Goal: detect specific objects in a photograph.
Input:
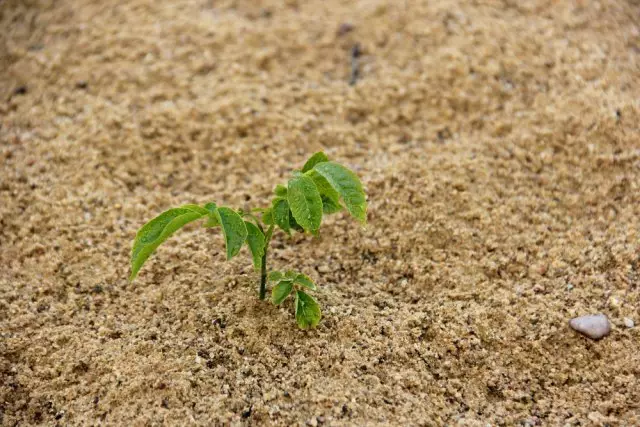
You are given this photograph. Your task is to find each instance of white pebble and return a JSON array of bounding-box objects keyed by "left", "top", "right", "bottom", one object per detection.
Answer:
[
  {"left": 569, "top": 314, "right": 611, "bottom": 340},
  {"left": 623, "top": 318, "right": 634, "bottom": 329}
]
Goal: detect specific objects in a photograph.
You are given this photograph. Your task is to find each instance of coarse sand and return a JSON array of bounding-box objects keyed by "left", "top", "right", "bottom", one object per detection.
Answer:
[{"left": 2, "top": 0, "right": 640, "bottom": 425}]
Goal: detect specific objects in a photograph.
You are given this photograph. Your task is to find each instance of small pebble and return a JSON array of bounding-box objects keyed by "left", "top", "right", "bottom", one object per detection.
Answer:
[
  {"left": 623, "top": 318, "right": 634, "bottom": 329},
  {"left": 569, "top": 314, "right": 611, "bottom": 340},
  {"left": 317, "top": 264, "right": 330, "bottom": 273}
]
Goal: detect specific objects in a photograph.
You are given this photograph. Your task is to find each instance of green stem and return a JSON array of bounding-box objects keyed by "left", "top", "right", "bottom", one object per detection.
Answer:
[
  {"left": 259, "top": 249, "right": 267, "bottom": 300},
  {"left": 258, "top": 222, "right": 274, "bottom": 301}
]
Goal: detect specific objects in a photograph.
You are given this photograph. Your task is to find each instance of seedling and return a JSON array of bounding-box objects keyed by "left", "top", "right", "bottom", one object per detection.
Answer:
[{"left": 129, "top": 152, "right": 367, "bottom": 329}]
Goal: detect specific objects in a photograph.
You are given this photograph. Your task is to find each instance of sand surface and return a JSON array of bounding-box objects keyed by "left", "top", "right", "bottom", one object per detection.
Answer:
[{"left": 2, "top": 0, "right": 640, "bottom": 425}]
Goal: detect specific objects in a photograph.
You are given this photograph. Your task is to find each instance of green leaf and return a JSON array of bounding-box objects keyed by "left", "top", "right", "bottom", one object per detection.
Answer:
[
  {"left": 295, "top": 290, "right": 322, "bottom": 329},
  {"left": 302, "top": 151, "right": 329, "bottom": 173},
  {"left": 285, "top": 270, "right": 297, "bottom": 279},
  {"left": 262, "top": 208, "right": 274, "bottom": 225},
  {"left": 287, "top": 174, "right": 323, "bottom": 234},
  {"left": 130, "top": 206, "right": 207, "bottom": 280},
  {"left": 288, "top": 210, "right": 304, "bottom": 232},
  {"left": 268, "top": 271, "right": 284, "bottom": 282},
  {"left": 305, "top": 169, "right": 342, "bottom": 214},
  {"left": 274, "top": 184, "right": 287, "bottom": 197},
  {"left": 204, "top": 216, "right": 220, "bottom": 227},
  {"left": 181, "top": 204, "right": 210, "bottom": 215},
  {"left": 294, "top": 273, "right": 317, "bottom": 291},
  {"left": 244, "top": 221, "right": 265, "bottom": 271},
  {"left": 321, "top": 195, "right": 343, "bottom": 214},
  {"left": 272, "top": 198, "right": 290, "bottom": 234},
  {"left": 203, "top": 203, "right": 220, "bottom": 227},
  {"left": 307, "top": 170, "right": 340, "bottom": 201},
  {"left": 215, "top": 207, "right": 248, "bottom": 259},
  {"left": 313, "top": 162, "right": 367, "bottom": 224},
  {"left": 271, "top": 280, "right": 293, "bottom": 305}
]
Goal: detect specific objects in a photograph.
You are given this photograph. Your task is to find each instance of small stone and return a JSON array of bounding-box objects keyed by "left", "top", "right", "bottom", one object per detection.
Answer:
[
  {"left": 566, "top": 283, "right": 574, "bottom": 291},
  {"left": 317, "top": 264, "right": 330, "bottom": 273},
  {"left": 569, "top": 314, "right": 611, "bottom": 340},
  {"left": 623, "top": 318, "right": 634, "bottom": 328}
]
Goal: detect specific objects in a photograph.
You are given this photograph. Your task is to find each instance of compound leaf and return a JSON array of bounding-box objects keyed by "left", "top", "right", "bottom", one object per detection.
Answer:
[
  {"left": 294, "top": 273, "right": 317, "bottom": 291},
  {"left": 130, "top": 206, "right": 207, "bottom": 280},
  {"left": 272, "top": 280, "right": 293, "bottom": 305},
  {"left": 216, "top": 207, "right": 248, "bottom": 259},
  {"left": 272, "top": 198, "right": 291, "bottom": 234},
  {"left": 244, "top": 221, "right": 265, "bottom": 271},
  {"left": 287, "top": 174, "right": 323, "bottom": 234},
  {"left": 302, "top": 151, "right": 329, "bottom": 173},
  {"left": 313, "top": 161, "right": 367, "bottom": 224},
  {"left": 295, "top": 290, "right": 321, "bottom": 329}
]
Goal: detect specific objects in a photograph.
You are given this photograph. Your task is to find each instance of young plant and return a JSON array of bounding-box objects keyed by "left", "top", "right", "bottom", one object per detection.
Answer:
[{"left": 129, "top": 152, "right": 367, "bottom": 329}]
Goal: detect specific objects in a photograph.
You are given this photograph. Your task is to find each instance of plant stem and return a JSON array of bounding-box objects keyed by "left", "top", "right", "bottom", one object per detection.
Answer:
[
  {"left": 258, "top": 222, "right": 274, "bottom": 301},
  {"left": 259, "top": 248, "right": 267, "bottom": 300}
]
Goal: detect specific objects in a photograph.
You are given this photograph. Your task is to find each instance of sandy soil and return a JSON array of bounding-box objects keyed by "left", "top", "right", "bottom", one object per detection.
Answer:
[{"left": 2, "top": 0, "right": 640, "bottom": 425}]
